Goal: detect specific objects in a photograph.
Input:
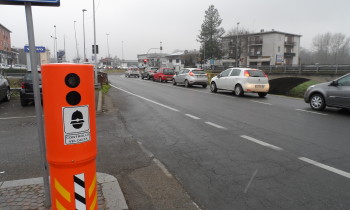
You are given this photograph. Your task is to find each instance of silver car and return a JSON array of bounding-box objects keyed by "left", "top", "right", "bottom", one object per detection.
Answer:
[
  {"left": 172, "top": 68, "right": 208, "bottom": 88},
  {"left": 304, "top": 73, "right": 350, "bottom": 111}
]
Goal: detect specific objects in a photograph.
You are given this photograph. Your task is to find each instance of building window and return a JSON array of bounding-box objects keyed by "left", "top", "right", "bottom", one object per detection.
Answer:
[
  {"left": 176, "top": 59, "right": 179, "bottom": 63},
  {"left": 278, "top": 46, "right": 280, "bottom": 52},
  {"left": 169, "top": 59, "right": 172, "bottom": 63}
]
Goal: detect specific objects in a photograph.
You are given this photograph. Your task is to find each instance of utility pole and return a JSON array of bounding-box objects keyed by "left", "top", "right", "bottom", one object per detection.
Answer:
[
  {"left": 73, "top": 21, "right": 79, "bottom": 63},
  {"left": 82, "top": 9, "right": 87, "bottom": 63},
  {"left": 236, "top": 22, "right": 240, "bottom": 67}
]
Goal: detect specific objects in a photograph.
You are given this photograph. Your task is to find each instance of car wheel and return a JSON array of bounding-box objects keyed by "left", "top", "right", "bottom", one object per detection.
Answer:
[
  {"left": 3, "top": 88, "right": 10, "bottom": 102},
  {"left": 159, "top": 77, "right": 162, "bottom": 83},
  {"left": 235, "top": 85, "right": 244, "bottom": 96},
  {"left": 147, "top": 75, "right": 150, "bottom": 80},
  {"left": 202, "top": 84, "right": 207, "bottom": 88},
  {"left": 210, "top": 82, "right": 217, "bottom": 92},
  {"left": 258, "top": 92, "right": 267, "bottom": 98},
  {"left": 20, "top": 99, "right": 28, "bottom": 107},
  {"left": 310, "top": 93, "right": 326, "bottom": 111},
  {"left": 141, "top": 76, "right": 144, "bottom": 79},
  {"left": 185, "top": 80, "right": 191, "bottom": 88},
  {"left": 172, "top": 79, "right": 177, "bottom": 85}
]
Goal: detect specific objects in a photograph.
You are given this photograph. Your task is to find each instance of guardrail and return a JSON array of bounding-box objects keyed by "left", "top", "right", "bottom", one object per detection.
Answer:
[{"left": 204, "top": 65, "right": 350, "bottom": 74}]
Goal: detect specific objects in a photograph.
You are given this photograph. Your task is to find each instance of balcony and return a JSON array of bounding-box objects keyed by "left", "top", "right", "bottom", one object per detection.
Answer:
[
  {"left": 284, "top": 52, "right": 296, "bottom": 57},
  {"left": 284, "top": 41, "right": 296, "bottom": 46},
  {"left": 249, "top": 51, "right": 262, "bottom": 56},
  {"left": 248, "top": 40, "right": 263, "bottom": 45}
]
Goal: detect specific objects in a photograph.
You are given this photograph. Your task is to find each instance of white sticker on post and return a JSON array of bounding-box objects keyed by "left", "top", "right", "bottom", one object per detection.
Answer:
[{"left": 62, "top": 105, "right": 91, "bottom": 145}]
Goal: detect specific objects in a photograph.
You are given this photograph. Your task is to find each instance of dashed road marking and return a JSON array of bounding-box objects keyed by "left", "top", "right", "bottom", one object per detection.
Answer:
[
  {"left": 205, "top": 121, "right": 227, "bottom": 130},
  {"left": 0, "top": 116, "right": 36, "bottom": 120},
  {"left": 250, "top": 100, "right": 272, "bottom": 105},
  {"left": 110, "top": 84, "right": 180, "bottom": 112},
  {"left": 241, "top": 135, "right": 283, "bottom": 151},
  {"left": 185, "top": 114, "right": 201, "bottom": 120},
  {"left": 244, "top": 169, "right": 258, "bottom": 193},
  {"left": 299, "top": 157, "right": 350, "bottom": 179},
  {"left": 296, "top": 109, "right": 328, "bottom": 116}
]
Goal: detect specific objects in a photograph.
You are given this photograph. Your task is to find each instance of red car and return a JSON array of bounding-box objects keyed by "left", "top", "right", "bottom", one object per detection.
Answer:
[{"left": 153, "top": 68, "right": 175, "bottom": 83}]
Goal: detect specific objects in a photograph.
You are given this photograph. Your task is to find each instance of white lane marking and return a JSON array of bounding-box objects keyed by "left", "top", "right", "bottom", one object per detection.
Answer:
[
  {"left": 0, "top": 116, "right": 36, "bottom": 120},
  {"left": 241, "top": 135, "right": 283, "bottom": 151},
  {"left": 0, "top": 171, "right": 5, "bottom": 174},
  {"left": 205, "top": 121, "right": 227, "bottom": 130},
  {"left": 185, "top": 114, "right": 200, "bottom": 120},
  {"left": 244, "top": 169, "right": 258, "bottom": 193},
  {"left": 296, "top": 109, "right": 328, "bottom": 116},
  {"left": 299, "top": 157, "right": 350, "bottom": 179},
  {"left": 153, "top": 158, "right": 172, "bottom": 177},
  {"left": 250, "top": 100, "right": 272, "bottom": 105},
  {"left": 110, "top": 84, "right": 180, "bottom": 112}
]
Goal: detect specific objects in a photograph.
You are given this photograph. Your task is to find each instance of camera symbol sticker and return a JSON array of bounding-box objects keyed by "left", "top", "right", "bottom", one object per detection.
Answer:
[{"left": 63, "top": 106, "right": 90, "bottom": 145}]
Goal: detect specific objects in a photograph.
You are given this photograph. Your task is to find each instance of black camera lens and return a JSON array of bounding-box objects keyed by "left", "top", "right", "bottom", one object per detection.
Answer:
[
  {"left": 66, "top": 91, "right": 81, "bottom": 105},
  {"left": 65, "top": 73, "right": 80, "bottom": 88}
]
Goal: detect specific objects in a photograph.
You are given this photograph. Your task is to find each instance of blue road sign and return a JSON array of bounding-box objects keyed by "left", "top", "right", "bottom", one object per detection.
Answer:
[
  {"left": 24, "top": 46, "right": 46, "bottom": 53},
  {"left": 6, "top": 0, "right": 59, "bottom": 3},
  {"left": 0, "top": 0, "right": 60, "bottom": 6}
]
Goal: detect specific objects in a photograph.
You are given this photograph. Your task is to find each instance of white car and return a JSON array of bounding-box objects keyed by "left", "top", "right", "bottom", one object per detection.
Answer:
[
  {"left": 0, "top": 63, "right": 10, "bottom": 69},
  {"left": 210, "top": 68, "right": 270, "bottom": 97}
]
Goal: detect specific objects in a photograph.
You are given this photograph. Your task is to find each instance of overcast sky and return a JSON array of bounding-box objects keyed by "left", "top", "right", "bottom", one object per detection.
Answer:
[{"left": 1, "top": 0, "right": 349, "bottom": 62}]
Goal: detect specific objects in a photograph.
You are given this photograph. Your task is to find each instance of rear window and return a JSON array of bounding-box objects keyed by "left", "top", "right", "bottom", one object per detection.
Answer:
[
  {"left": 192, "top": 70, "right": 206, "bottom": 75},
  {"left": 247, "top": 70, "right": 265, "bottom": 77},
  {"left": 163, "top": 69, "right": 174, "bottom": 75},
  {"left": 24, "top": 72, "right": 42, "bottom": 81}
]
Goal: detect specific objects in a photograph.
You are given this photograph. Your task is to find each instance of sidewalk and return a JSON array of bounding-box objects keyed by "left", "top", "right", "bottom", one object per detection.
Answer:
[{"left": 0, "top": 172, "right": 128, "bottom": 210}]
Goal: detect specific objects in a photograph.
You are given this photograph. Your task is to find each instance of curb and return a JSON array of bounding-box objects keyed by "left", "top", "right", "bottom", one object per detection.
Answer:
[{"left": 0, "top": 172, "right": 128, "bottom": 210}]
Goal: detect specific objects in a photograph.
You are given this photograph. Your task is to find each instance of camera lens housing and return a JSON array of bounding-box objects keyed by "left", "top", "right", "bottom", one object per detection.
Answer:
[{"left": 65, "top": 73, "right": 80, "bottom": 88}]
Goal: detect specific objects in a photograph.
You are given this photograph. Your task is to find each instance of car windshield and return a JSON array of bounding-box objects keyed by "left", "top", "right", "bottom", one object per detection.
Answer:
[
  {"left": 247, "top": 70, "right": 265, "bottom": 77},
  {"left": 163, "top": 69, "right": 174, "bottom": 75},
  {"left": 192, "top": 70, "right": 206, "bottom": 75}
]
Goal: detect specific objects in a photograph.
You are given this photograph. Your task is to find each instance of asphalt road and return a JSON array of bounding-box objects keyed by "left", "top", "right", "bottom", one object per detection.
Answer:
[{"left": 107, "top": 73, "right": 350, "bottom": 210}]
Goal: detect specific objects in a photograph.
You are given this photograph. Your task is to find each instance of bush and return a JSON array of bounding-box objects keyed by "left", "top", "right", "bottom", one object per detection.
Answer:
[{"left": 288, "top": 80, "right": 319, "bottom": 98}]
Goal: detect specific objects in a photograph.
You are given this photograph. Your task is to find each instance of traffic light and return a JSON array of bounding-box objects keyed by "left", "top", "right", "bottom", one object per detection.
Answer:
[
  {"left": 143, "top": 59, "right": 148, "bottom": 64},
  {"left": 41, "top": 64, "right": 98, "bottom": 210}
]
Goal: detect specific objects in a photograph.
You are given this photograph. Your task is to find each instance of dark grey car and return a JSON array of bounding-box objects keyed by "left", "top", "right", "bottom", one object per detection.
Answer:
[
  {"left": 304, "top": 73, "right": 350, "bottom": 111},
  {"left": 0, "top": 72, "right": 10, "bottom": 102}
]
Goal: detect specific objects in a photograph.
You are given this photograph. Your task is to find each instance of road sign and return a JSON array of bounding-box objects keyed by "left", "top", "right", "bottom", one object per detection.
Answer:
[
  {"left": 24, "top": 46, "right": 45, "bottom": 53},
  {"left": 0, "top": 0, "right": 60, "bottom": 6},
  {"left": 63, "top": 106, "right": 91, "bottom": 145}
]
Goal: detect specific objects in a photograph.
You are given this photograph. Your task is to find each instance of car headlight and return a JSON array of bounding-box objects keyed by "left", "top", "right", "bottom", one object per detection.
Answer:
[{"left": 306, "top": 85, "right": 315, "bottom": 92}]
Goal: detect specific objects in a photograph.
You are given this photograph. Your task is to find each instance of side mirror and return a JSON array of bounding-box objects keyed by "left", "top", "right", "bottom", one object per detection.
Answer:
[
  {"left": 330, "top": 80, "right": 338, "bottom": 86},
  {"left": 217, "top": 74, "right": 221, "bottom": 78}
]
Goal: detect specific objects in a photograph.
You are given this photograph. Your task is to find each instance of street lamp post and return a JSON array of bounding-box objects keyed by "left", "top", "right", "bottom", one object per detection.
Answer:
[
  {"left": 54, "top": 25, "right": 57, "bottom": 62},
  {"left": 73, "top": 21, "right": 80, "bottom": 63},
  {"left": 92, "top": 0, "right": 98, "bottom": 85},
  {"left": 106, "top": 33, "right": 110, "bottom": 58},
  {"left": 82, "top": 9, "right": 87, "bottom": 63},
  {"left": 50, "top": 35, "right": 56, "bottom": 63},
  {"left": 236, "top": 22, "right": 240, "bottom": 67}
]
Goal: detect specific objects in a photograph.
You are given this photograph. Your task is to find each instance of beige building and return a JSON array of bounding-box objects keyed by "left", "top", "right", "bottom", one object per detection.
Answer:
[{"left": 222, "top": 30, "right": 301, "bottom": 66}]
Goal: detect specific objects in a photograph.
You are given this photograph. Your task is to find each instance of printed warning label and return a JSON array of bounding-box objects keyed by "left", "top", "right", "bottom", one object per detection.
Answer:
[{"left": 63, "top": 105, "right": 90, "bottom": 145}]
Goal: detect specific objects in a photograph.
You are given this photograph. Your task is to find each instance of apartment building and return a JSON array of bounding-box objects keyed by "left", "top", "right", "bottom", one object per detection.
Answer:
[
  {"left": 222, "top": 30, "right": 301, "bottom": 66},
  {"left": 0, "top": 24, "right": 12, "bottom": 65}
]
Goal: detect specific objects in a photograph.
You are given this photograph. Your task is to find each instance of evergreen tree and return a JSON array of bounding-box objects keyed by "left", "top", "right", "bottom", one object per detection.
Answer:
[{"left": 197, "top": 5, "right": 225, "bottom": 60}]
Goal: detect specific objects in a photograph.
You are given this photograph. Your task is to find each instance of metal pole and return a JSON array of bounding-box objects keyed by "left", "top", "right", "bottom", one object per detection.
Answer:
[
  {"left": 74, "top": 21, "right": 79, "bottom": 63},
  {"left": 93, "top": 0, "right": 98, "bottom": 85},
  {"left": 82, "top": 9, "right": 87, "bottom": 63},
  {"left": 54, "top": 25, "right": 57, "bottom": 62},
  {"left": 236, "top": 22, "right": 240, "bottom": 67},
  {"left": 122, "top": 41, "right": 124, "bottom": 61},
  {"left": 106, "top": 33, "right": 110, "bottom": 58},
  {"left": 24, "top": 2, "right": 51, "bottom": 207}
]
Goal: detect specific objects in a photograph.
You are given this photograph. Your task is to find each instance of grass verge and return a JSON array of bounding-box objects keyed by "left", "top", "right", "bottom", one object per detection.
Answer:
[
  {"left": 288, "top": 80, "right": 319, "bottom": 98},
  {"left": 101, "top": 84, "right": 111, "bottom": 94}
]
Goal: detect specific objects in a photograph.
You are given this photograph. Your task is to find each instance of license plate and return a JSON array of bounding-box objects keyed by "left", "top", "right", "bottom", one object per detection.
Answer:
[
  {"left": 255, "top": 85, "right": 264, "bottom": 88},
  {"left": 166, "top": 78, "right": 172, "bottom": 80}
]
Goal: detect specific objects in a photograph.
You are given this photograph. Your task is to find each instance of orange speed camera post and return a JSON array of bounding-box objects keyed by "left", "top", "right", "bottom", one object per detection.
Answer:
[{"left": 41, "top": 64, "right": 98, "bottom": 210}]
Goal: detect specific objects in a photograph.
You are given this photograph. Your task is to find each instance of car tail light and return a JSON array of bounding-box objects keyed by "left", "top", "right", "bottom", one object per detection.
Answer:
[
  {"left": 263, "top": 72, "right": 268, "bottom": 78},
  {"left": 244, "top": 70, "right": 250, "bottom": 77},
  {"left": 189, "top": 72, "right": 194, "bottom": 76},
  {"left": 21, "top": 82, "right": 25, "bottom": 89}
]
